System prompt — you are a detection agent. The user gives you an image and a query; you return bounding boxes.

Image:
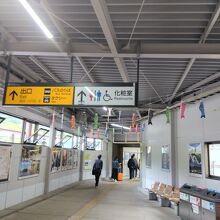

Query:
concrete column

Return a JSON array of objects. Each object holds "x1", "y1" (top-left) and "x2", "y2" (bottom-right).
[{"x1": 44, "y1": 113, "x2": 56, "y2": 194}]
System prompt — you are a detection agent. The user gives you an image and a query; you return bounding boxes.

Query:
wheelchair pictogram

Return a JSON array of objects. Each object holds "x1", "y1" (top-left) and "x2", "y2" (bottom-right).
[{"x1": 103, "y1": 90, "x2": 112, "y2": 101}]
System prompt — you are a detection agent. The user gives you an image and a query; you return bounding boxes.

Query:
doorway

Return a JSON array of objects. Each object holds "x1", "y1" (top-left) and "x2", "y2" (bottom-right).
[{"x1": 112, "y1": 144, "x2": 140, "y2": 179}]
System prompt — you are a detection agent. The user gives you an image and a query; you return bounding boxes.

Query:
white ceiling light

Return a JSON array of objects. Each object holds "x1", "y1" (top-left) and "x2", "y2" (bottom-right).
[
  {"x1": 103, "y1": 107, "x2": 107, "y2": 111},
  {"x1": 18, "y1": 0, "x2": 53, "y2": 39},
  {"x1": 111, "y1": 123, "x2": 130, "y2": 130}
]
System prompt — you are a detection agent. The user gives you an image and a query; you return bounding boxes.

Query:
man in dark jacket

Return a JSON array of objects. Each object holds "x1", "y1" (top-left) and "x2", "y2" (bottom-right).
[
  {"x1": 93, "y1": 155, "x2": 103, "y2": 187},
  {"x1": 127, "y1": 154, "x2": 135, "y2": 179}
]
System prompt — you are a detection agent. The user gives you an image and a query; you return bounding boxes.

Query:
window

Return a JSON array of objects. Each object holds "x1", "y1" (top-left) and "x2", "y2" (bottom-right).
[
  {"x1": 72, "y1": 136, "x2": 78, "y2": 149},
  {"x1": 62, "y1": 132, "x2": 73, "y2": 148},
  {"x1": 86, "y1": 138, "x2": 95, "y2": 150},
  {"x1": 208, "y1": 143, "x2": 220, "y2": 178},
  {"x1": 36, "y1": 125, "x2": 50, "y2": 146},
  {"x1": 86, "y1": 138, "x2": 102, "y2": 150},
  {"x1": 55, "y1": 130, "x2": 62, "y2": 146},
  {"x1": 24, "y1": 121, "x2": 36, "y2": 143},
  {"x1": 0, "y1": 112, "x2": 23, "y2": 143},
  {"x1": 94, "y1": 139, "x2": 102, "y2": 151}
]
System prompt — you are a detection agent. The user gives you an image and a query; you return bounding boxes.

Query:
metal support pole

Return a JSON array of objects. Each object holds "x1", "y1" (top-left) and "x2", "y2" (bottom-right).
[
  {"x1": 2, "y1": 55, "x2": 12, "y2": 105},
  {"x1": 70, "y1": 56, "x2": 74, "y2": 82},
  {"x1": 5, "y1": 55, "x2": 12, "y2": 87},
  {"x1": 136, "y1": 58, "x2": 140, "y2": 107}
]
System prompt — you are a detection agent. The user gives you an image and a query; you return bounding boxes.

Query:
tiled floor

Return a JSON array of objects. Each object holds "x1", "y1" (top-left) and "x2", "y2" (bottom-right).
[{"x1": 0, "y1": 180, "x2": 179, "y2": 220}]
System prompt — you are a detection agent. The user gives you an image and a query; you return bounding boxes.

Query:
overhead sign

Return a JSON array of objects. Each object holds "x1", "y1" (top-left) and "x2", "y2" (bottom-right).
[
  {"x1": 3, "y1": 83, "x2": 137, "y2": 107},
  {"x1": 4, "y1": 85, "x2": 74, "y2": 106},
  {"x1": 74, "y1": 83, "x2": 136, "y2": 107}
]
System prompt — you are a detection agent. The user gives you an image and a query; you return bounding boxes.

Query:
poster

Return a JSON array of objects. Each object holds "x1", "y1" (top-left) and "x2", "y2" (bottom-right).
[
  {"x1": 202, "y1": 200, "x2": 215, "y2": 212},
  {"x1": 180, "y1": 192, "x2": 189, "y2": 202},
  {"x1": 61, "y1": 149, "x2": 68, "y2": 171},
  {"x1": 191, "y1": 204, "x2": 199, "y2": 215},
  {"x1": 67, "y1": 150, "x2": 74, "y2": 169},
  {"x1": 73, "y1": 150, "x2": 78, "y2": 168},
  {"x1": 84, "y1": 152, "x2": 92, "y2": 170},
  {"x1": 146, "y1": 146, "x2": 152, "y2": 167},
  {"x1": 188, "y1": 143, "x2": 202, "y2": 175},
  {"x1": 19, "y1": 145, "x2": 41, "y2": 178},
  {"x1": 51, "y1": 147, "x2": 62, "y2": 173},
  {"x1": 0, "y1": 146, "x2": 11, "y2": 181},
  {"x1": 161, "y1": 145, "x2": 170, "y2": 170}
]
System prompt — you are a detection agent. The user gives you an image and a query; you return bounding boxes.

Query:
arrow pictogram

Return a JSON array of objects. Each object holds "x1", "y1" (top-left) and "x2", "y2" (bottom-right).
[
  {"x1": 77, "y1": 91, "x2": 86, "y2": 103},
  {"x1": 9, "y1": 90, "x2": 18, "y2": 101}
]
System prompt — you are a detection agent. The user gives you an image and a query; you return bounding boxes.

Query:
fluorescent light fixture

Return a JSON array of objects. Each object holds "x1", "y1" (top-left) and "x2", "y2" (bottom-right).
[
  {"x1": 111, "y1": 123, "x2": 130, "y2": 130},
  {"x1": 85, "y1": 86, "x2": 95, "y2": 97},
  {"x1": 18, "y1": 0, "x2": 53, "y2": 39},
  {"x1": 103, "y1": 107, "x2": 107, "y2": 111}
]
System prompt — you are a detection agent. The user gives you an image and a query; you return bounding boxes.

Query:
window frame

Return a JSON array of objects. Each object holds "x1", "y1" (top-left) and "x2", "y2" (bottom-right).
[
  {"x1": 206, "y1": 141, "x2": 220, "y2": 180},
  {"x1": 0, "y1": 112, "x2": 24, "y2": 144}
]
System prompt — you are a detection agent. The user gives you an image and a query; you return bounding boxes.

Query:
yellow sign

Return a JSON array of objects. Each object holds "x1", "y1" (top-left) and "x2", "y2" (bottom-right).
[{"x1": 4, "y1": 86, "x2": 74, "y2": 105}]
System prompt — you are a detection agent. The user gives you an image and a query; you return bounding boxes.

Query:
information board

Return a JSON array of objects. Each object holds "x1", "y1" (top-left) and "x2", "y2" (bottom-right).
[
  {"x1": 74, "y1": 83, "x2": 136, "y2": 106},
  {"x1": 3, "y1": 83, "x2": 137, "y2": 107},
  {"x1": 4, "y1": 86, "x2": 74, "y2": 106}
]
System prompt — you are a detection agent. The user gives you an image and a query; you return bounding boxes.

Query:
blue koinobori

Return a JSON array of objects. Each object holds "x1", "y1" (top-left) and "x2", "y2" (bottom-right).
[{"x1": 199, "y1": 101, "x2": 206, "y2": 118}]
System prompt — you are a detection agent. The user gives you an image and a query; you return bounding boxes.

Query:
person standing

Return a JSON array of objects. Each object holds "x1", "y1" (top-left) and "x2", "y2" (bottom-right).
[
  {"x1": 127, "y1": 154, "x2": 135, "y2": 179},
  {"x1": 112, "y1": 157, "x2": 120, "y2": 182},
  {"x1": 92, "y1": 155, "x2": 103, "y2": 188},
  {"x1": 134, "y1": 156, "x2": 139, "y2": 178}
]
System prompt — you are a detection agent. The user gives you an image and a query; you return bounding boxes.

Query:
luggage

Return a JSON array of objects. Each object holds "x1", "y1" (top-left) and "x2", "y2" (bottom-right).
[{"x1": 118, "y1": 172, "x2": 123, "y2": 181}]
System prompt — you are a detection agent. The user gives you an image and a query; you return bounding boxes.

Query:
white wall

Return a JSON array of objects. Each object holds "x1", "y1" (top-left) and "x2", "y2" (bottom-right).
[
  {"x1": 175, "y1": 93, "x2": 220, "y2": 189},
  {"x1": 141, "y1": 114, "x2": 173, "y2": 189},
  {"x1": 141, "y1": 93, "x2": 220, "y2": 191},
  {"x1": 0, "y1": 144, "x2": 47, "y2": 209},
  {"x1": 0, "y1": 144, "x2": 80, "y2": 210},
  {"x1": 82, "y1": 139, "x2": 112, "y2": 180}
]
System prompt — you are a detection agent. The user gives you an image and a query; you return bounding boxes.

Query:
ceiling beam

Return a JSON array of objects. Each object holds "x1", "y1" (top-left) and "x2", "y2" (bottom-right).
[
  {"x1": 29, "y1": 56, "x2": 61, "y2": 82},
  {"x1": 3, "y1": 42, "x2": 220, "y2": 58},
  {"x1": 0, "y1": 24, "x2": 17, "y2": 42},
  {"x1": 40, "y1": 0, "x2": 69, "y2": 43},
  {"x1": 40, "y1": 0, "x2": 96, "y2": 84},
  {"x1": 200, "y1": 1, "x2": 220, "y2": 44},
  {"x1": 170, "y1": 1, "x2": 220, "y2": 102},
  {"x1": 181, "y1": 70, "x2": 220, "y2": 95},
  {"x1": 91, "y1": 0, "x2": 130, "y2": 82},
  {"x1": 75, "y1": 56, "x2": 95, "y2": 83},
  {"x1": 0, "y1": 24, "x2": 50, "y2": 83},
  {"x1": 12, "y1": 57, "x2": 46, "y2": 82},
  {"x1": 169, "y1": 58, "x2": 195, "y2": 101}
]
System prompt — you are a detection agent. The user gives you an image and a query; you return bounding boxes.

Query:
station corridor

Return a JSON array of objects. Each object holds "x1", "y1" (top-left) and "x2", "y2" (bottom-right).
[{"x1": 0, "y1": 181, "x2": 179, "y2": 220}]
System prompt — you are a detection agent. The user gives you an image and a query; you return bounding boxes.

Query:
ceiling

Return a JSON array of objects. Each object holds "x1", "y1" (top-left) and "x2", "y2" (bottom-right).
[{"x1": 1, "y1": 0, "x2": 220, "y2": 125}]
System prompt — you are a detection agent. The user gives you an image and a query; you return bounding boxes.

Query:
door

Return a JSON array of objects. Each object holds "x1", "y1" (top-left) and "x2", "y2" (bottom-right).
[{"x1": 123, "y1": 147, "x2": 140, "y2": 179}]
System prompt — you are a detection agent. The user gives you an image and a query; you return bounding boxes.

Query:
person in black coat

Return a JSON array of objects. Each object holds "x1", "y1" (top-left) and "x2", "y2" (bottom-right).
[
  {"x1": 92, "y1": 155, "x2": 103, "y2": 187},
  {"x1": 127, "y1": 154, "x2": 135, "y2": 179}
]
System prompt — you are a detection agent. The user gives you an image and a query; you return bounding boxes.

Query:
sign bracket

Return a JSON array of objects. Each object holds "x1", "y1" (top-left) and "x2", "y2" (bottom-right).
[{"x1": 3, "y1": 55, "x2": 12, "y2": 105}]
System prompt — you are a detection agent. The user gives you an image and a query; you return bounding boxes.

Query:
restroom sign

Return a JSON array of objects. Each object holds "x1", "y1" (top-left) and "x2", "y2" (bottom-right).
[{"x1": 74, "y1": 83, "x2": 136, "y2": 107}]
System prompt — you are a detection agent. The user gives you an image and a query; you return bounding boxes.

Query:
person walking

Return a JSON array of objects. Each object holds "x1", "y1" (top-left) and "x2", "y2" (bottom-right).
[
  {"x1": 127, "y1": 154, "x2": 135, "y2": 180},
  {"x1": 112, "y1": 157, "x2": 120, "y2": 182},
  {"x1": 92, "y1": 155, "x2": 103, "y2": 188},
  {"x1": 134, "y1": 156, "x2": 139, "y2": 178}
]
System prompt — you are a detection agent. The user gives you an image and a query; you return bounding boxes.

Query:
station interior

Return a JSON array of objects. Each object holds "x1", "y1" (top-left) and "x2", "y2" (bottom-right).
[{"x1": 0, "y1": 0, "x2": 220, "y2": 220}]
